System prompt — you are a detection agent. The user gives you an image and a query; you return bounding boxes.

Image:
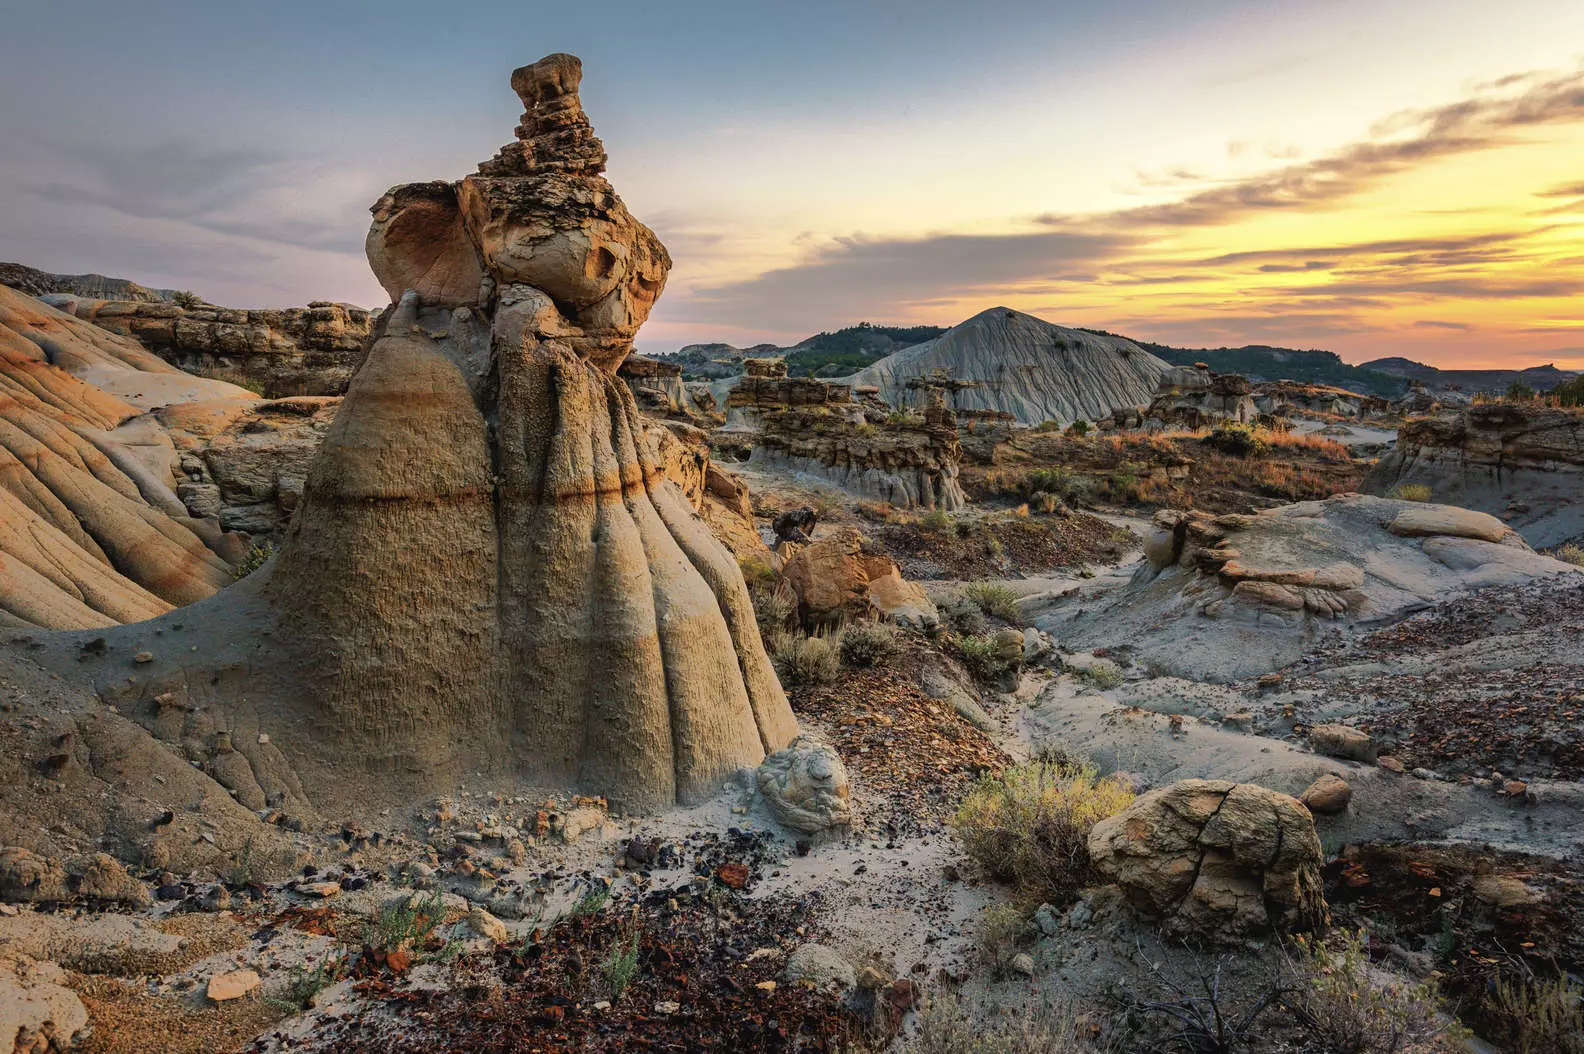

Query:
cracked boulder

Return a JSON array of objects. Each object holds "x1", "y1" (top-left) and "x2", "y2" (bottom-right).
[{"x1": 1087, "y1": 778, "x2": 1328, "y2": 939}]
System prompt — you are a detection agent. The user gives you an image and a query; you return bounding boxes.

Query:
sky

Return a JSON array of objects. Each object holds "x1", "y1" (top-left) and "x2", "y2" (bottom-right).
[{"x1": 1, "y1": 1, "x2": 1581, "y2": 368}]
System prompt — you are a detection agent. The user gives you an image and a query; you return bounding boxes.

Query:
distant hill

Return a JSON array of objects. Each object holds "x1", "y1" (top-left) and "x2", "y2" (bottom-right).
[
  {"x1": 666, "y1": 322, "x2": 947, "y2": 381},
  {"x1": 1074, "y1": 333, "x2": 1410, "y2": 397},
  {"x1": 847, "y1": 307, "x2": 1168, "y2": 425},
  {"x1": 1361, "y1": 357, "x2": 1579, "y2": 394},
  {"x1": 0, "y1": 261, "x2": 182, "y2": 303}
]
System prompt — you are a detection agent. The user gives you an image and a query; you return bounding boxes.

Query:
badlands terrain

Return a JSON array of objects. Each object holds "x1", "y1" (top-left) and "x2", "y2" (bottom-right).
[{"x1": 3, "y1": 54, "x2": 1584, "y2": 1054}]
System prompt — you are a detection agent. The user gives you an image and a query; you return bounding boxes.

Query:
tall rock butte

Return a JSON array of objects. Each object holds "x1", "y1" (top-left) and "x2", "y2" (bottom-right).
[{"x1": 64, "y1": 54, "x2": 798, "y2": 813}]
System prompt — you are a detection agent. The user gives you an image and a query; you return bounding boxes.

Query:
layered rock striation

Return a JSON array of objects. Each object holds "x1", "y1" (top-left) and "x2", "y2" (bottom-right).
[
  {"x1": 728, "y1": 360, "x2": 966, "y2": 509},
  {"x1": 1364, "y1": 404, "x2": 1584, "y2": 547},
  {"x1": 42, "y1": 295, "x2": 372, "y2": 397},
  {"x1": 846, "y1": 307, "x2": 1168, "y2": 426},
  {"x1": 1047, "y1": 494, "x2": 1581, "y2": 680},
  {"x1": 0, "y1": 286, "x2": 249, "y2": 628}
]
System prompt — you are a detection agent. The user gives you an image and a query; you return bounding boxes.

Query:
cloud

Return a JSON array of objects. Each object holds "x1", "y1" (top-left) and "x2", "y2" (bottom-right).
[
  {"x1": 1537, "y1": 179, "x2": 1584, "y2": 198},
  {"x1": 13, "y1": 136, "x2": 377, "y2": 255},
  {"x1": 1413, "y1": 320, "x2": 1473, "y2": 331},
  {"x1": 674, "y1": 64, "x2": 1584, "y2": 341},
  {"x1": 682, "y1": 228, "x2": 1139, "y2": 328}
]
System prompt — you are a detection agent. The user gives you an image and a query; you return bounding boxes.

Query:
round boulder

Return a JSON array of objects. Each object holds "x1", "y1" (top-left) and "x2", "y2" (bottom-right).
[{"x1": 1086, "y1": 779, "x2": 1328, "y2": 939}]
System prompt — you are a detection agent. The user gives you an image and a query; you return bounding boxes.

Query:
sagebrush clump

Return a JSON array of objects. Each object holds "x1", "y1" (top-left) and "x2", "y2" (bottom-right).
[
  {"x1": 1285, "y1": 930, "x2": 1449, "y2": 1054},
  {"x1": 840, "y1": 620, "x2": 899, "y2": 668},
  {"x1": 953, "y1": 761, "x2": 1134, "y2": 900},
  {"x1": 956, "y1": 633, "x2": 1013, "y2": 683},
  {"x1": 773, "y1": 631, "x2": 842, "y2": 685},
  {"x1": 1205, "y1": 422, "x2": 1269, "y2": 457},
  {"x1": 963, "y1": 581, "x2": 1022, "y2": 624}
]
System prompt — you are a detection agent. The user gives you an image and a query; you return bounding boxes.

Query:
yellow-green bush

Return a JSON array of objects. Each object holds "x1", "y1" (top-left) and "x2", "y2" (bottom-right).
[
  {"x1": 953, "y1": 762, "x2": 1134, "y2": 900},
  {"x1": 1386, "y1": 483, "x2": 1433, "y2": 502}
]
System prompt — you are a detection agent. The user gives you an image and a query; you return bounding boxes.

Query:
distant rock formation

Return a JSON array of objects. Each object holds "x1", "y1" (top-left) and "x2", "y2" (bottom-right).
[
  {"x1": 1140, "y1": 364, "x2": 1257, "y2": 430},
  {"x1": 726, "y1": 359, "x2": 966, "y2": 510},
  {"x1": 846, "y1": 307, "x2": 1168, "y2": 425},
  {"x1": 1364, "y1": 404, "x2": 1584, "y2": 547},
  {"x1": 33, "y1": 54, "x2": 797, "y2": 814},
  {"x1": 0, "y1": 261, "x2": 178, "y2": 303},
  {"x1": 40, "y1": 294, "x2": 372, "y2": 398},
  {"x1": 1046, "y1": 495, "x2": 1581, "y2": 680},
  {"x1": 0, "y1": 286, "x2": 249, "y2": 627}
]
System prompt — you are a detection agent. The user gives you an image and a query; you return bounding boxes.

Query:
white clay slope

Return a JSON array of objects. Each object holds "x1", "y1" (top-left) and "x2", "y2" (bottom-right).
[{"x1": 846, "y1": 306, "x2": 1168, "y2": 425}]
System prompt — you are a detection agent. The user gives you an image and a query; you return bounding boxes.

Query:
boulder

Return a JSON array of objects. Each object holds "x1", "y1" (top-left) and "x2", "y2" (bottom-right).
[
  {"x1": 781, "y1": 944, "x2": 855, "y2": 992},
  {"x1": 1298, "y1": 774, "x2": 1352, "y2": 815},
  {"x1": 757, "y1": 734, "x2": 852, "y2": 834},
  {"x1": 1087, "y1": 779, "x2": 1328, "y2": 938},
  {"x1": 780, "y1": 529, "x2": 932, "y2": 630},
  {"x1": 1309, "y1": 725, "x2": 1376, "y2": 764},
  {"x1": 207, "y1": 968, "x2": 261, "y2": 1002}
]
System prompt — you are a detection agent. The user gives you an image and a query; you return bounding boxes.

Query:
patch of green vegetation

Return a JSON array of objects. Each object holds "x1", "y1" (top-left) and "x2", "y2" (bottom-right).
[{"x1": 781, "y1": 322, "x2": 947, "y2": 377}]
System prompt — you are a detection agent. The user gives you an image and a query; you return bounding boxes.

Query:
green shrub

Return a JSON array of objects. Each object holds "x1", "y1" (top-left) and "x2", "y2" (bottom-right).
[
  {"x1": 1554, "y1": 543, "x2": 1584, "y2": 568},
  {"x1": 964, "y1": 581, "x2": 1022, "y2": 624},
  {"x1": 956, "y1": 633, "x2": 1013, "y2": 683},
  {"x1": 1205, "y1": 422, "x2": 1268, "y2": 457},
  {"x1": 1286, "y1": 929, "x2": 1449, "y2": 1054},
  {"x1": 973, "y1": 903, "x2": 1030, "y2": 978},
  {"x1": 953, "y1": 762, "x2": 1134, "y2": 900},
  {"x1": 940, "y1": 594, "x2": 987, "y2": 636},
  {"x1": 840, "y1": 621, "x2": 899, "y2": 668},
  {"x1": 1485, "y1": 971, "x2": 1584, "y2": 1054},
  {"x1": 368, "y1": 889, "x2": 447, "y2": 951},
  {"x1": 773, "y1": 631, "x2": 842, "y2": 685},
  {"x1": 1386, "y1": 483, "x2": 1433, "y2": 502},
  {"x1": 1077, "y1": 659, "x2": 1123, "y2": 691},
  {"x1": 603, "y1": 926, "x2": 642, "y2": 1001},
  {"x1": 1066, "y1": 419, "x2": 1091, "y2": 437},
  {"x1": 920, "y1": 508, "x2": 954, "y2": 533},
  {"x1": 267, "y1": 951, "x2": 344, "y2": 1012},
  {"x1": 233, "y1": 541, "x2": 275, "y2": 579},
  {"x1": 172, "y1": 290, "x2": 204, "y2": 309}
]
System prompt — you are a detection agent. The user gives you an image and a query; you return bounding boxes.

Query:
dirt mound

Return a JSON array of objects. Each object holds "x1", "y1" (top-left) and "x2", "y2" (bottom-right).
[{"x1": 846, "y1": 307, "x2": 1167, "y2": 426}]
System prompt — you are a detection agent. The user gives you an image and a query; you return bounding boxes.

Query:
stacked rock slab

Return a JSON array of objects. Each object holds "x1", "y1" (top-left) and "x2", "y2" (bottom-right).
[
  {"x1": 229, "y1": 54, "x2": 794, "y2": 809},
  {"x1": 39, "y1": 295, "x2": 372, "y2": 397},
  {"x1": 1364, "y1": 404, "x2": 1584, "y2": 548}
]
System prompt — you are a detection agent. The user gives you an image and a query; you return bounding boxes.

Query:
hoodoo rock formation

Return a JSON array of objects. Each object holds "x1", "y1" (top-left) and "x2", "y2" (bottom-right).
[{"x1": 32, "y1": 54, "x2": 798, "y2": 814}]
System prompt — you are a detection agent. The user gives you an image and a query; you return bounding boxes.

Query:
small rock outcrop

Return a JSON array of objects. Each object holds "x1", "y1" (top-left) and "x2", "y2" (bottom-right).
[
  {"x1": 0, "y1": 955, "x2": 89, "y2": 1054},
  {"x1": 1143, "y1": 365, "x2": 1259, "y2": 430},
  {"x1": 728, "y1": 368, "x2": 966, "y2": 510},
  {"x1": 757, "y1": 734, "x2": 852, "y2": 834},
  {"x1": 1050, "y1": 494, "x2": 1581, "y2": 680},
  {"x1": 41, "y1": 295, "x2": 372, "y2": 398},
  {"x1": 1364, "y1": 404, "x2": 1584, "y2": 547},
  {"x1": 1087, "y1": 779, "x2": 1328, "y2": 938},
  {"x1": 779, "y1": 529, "x2": 938, "y2": 629}
]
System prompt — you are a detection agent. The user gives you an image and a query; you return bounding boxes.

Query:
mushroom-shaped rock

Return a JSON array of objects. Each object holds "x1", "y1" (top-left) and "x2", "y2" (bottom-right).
[
  {"x1": 1086, "y1": 779, "x2": 1328, "y2": 939},
  {"x1": 47, "y1": 56, "x2": 798, "y2": 815}
]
